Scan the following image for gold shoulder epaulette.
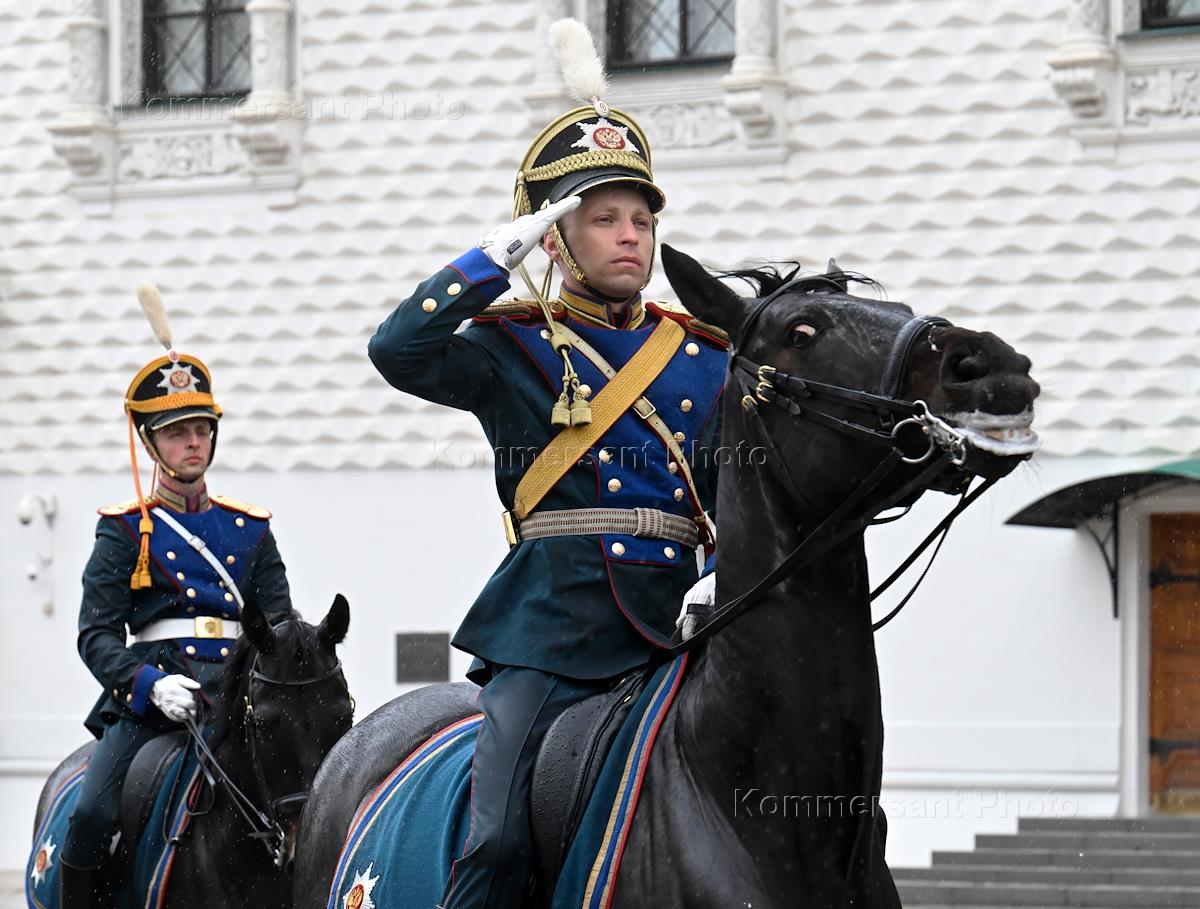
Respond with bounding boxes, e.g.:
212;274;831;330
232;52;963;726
98;498;154;517
211;495;272;520
650;300;690;316
686;317;730;346
646;300;730;348
474;298;549;322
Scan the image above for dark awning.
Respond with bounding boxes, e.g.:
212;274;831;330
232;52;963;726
1007;457;1200;529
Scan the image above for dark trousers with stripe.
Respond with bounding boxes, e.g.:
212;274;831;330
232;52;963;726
62;717;160;868
441;667;607;909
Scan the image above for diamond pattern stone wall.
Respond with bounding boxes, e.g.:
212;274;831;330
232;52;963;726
2;0;1198;475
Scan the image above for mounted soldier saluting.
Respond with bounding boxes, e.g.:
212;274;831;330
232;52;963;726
58;287;293;909
367;19;727;908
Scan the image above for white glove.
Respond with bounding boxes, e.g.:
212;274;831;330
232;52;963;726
150;674;201;723
676;572;716;643
480;196;582;272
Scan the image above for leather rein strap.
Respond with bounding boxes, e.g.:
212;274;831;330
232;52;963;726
671;281;992;653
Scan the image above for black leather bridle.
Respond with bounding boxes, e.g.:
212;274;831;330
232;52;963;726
670;277;997;652
183;629;348;866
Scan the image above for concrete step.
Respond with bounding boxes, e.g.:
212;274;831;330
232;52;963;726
1020;817;1200;836
896;880;1200;907
894;865;1200;887
931;848;1200;869
976;831;1200;852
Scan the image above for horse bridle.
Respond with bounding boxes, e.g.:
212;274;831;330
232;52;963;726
670;277;996;652
183;626;349;867
246;646;348;826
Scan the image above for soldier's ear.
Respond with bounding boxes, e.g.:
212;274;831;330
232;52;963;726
661;244;744;334
317;593;350;649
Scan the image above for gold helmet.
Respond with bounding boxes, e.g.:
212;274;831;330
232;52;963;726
122;284;222;588
515;19;665;290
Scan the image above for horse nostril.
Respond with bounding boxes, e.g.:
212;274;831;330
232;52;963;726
948;351;990;383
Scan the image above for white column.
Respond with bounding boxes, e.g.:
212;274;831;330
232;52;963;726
238;0;294;113
233;0;300;169
1049;0;1118;120
722;0;785;145
49;0;114;181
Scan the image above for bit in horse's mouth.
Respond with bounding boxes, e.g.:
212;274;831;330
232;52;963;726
943;409;1040;457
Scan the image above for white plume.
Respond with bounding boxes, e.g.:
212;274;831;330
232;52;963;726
135;283;173;350
550;18;608;104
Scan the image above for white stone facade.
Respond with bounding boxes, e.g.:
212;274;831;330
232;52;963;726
2;0;1198;871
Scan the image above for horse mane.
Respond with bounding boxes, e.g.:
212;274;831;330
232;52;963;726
209;609;301;747
719;262;885;300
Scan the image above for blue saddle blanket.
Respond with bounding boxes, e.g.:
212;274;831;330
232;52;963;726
325;654;688;909
26;746;203;909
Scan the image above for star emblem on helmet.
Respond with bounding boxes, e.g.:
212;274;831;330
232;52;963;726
29;834;55;887
157;361;198;395
571;118;638;154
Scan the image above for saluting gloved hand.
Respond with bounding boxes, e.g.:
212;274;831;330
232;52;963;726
150;674;201;723
479;196;582;273
676;572;716;643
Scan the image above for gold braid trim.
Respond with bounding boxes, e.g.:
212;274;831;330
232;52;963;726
475;299;556;320
687;317;730;344
522;150;651;185
125;391;221;414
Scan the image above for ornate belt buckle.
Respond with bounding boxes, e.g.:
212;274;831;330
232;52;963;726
195;616;224;639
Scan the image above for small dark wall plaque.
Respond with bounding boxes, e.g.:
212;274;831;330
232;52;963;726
395;632;451;683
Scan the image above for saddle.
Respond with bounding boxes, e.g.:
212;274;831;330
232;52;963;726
530;669;648;890
118;731;188;849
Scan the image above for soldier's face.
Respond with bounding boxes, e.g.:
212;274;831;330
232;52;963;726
545;186;653;299
150;417;213;482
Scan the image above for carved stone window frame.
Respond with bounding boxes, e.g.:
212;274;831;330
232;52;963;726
524;0;787;172
1049;0;1200;160
49;0;303;216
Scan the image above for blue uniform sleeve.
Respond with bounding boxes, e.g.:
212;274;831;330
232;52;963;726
368;248;511;411
78;518;164;716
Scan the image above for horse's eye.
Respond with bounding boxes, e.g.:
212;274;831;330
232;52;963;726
791;323;818;346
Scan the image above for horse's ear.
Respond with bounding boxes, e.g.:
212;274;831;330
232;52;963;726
826;258;848;292
318;593;350;649
661;244;742;331
241;600;275;654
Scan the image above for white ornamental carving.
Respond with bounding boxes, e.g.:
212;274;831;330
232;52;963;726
642;103;738;150
118;133;248;182
1066;0;1107;35
1127;68;1200;122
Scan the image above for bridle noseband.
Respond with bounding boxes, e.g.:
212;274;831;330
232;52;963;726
671;276;996;652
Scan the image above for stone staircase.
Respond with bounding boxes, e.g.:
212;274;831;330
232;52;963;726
894;816;1200;907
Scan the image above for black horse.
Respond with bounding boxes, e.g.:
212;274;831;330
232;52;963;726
293;246;1040;908
34;595;353;909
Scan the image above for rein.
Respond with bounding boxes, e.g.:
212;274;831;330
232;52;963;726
670;280;996;652
180;633;346;867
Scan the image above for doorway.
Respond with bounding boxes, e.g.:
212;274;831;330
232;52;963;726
1149;513;1200;813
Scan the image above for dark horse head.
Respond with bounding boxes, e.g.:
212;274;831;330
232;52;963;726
212;594;353;862
662;245;1040;520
